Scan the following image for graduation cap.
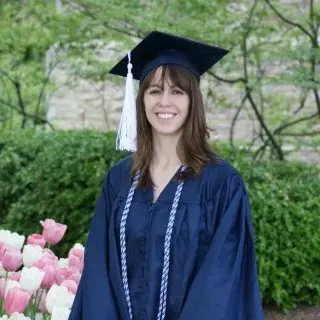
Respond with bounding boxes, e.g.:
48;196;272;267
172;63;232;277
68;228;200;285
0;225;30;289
109;31;229;152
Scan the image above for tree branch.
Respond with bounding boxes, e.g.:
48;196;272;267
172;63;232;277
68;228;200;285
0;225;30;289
0;98;54;130
313;88;320;116
0;73;13;102
293;89;309;114
0;70;25;115
264;0;315;43
253;110;318;160
309;0;318;37
34;59;60;128
246;88;284;159
0;69;16;84
14;82;27;128
253;142;269;161
229;93;249;148
274;112;318;134
207;71;245;84
69;0;145;39
277;130;320;137
241;0;284;160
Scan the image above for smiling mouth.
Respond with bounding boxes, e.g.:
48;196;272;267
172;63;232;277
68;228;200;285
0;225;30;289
156;113;177;119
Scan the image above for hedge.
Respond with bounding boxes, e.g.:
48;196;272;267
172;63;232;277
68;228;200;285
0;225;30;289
0;129;127;254
0;129;319;311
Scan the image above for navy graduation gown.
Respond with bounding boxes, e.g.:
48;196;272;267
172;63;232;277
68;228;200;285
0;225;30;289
69;156;264;320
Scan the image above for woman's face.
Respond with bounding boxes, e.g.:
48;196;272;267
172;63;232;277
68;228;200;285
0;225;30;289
143;67;190;138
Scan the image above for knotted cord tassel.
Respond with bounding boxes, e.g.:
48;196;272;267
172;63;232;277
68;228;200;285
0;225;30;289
116;52;137;152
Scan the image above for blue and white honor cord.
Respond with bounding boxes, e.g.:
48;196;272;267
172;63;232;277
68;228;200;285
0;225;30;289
119;165;187;320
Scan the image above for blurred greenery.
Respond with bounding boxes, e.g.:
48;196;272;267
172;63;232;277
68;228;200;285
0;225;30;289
0;0;319;158
0;130;319;311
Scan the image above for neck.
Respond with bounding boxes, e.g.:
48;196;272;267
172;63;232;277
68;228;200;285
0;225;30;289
151;132;182;170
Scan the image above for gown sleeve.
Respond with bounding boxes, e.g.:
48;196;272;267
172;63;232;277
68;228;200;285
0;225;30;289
179;174;264;320
68;171;119;320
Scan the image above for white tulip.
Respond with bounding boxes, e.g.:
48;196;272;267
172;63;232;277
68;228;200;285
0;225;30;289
5;280;21;297
0;229;11;245
1;230;25;250
72;243;84;250
10;232;25;250
51;305;71;320
0;315;9;320
46;284;74;313
8;313;31;320
58;258;69;269
0;229;11;241
19;267;44;293
0;262;6;277
22;245;43;267
0;229;25;250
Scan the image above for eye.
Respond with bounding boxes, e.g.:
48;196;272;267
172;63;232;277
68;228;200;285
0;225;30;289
149;89;161;95
172;89;184;95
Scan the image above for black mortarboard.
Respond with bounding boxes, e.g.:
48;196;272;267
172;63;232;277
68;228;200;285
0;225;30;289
110;31;229;81
110;31;229;152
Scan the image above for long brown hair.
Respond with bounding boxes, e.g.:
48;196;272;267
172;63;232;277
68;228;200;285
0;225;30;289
131;64;218;188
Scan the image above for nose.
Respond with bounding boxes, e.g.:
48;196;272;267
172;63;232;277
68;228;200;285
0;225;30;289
159;90;171;107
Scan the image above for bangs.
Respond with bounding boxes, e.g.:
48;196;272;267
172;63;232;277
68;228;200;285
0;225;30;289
141;65;195;93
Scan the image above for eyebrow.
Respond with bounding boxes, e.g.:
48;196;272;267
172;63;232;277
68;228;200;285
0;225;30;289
147;83;181;89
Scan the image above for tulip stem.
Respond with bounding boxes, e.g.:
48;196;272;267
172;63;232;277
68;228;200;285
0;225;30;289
26;303;33;318
0;299;3;316
34;289;44;317
32;289;43;319
43;313;50;320
1;272;8;315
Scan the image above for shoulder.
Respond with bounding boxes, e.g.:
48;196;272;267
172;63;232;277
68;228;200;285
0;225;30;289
109;154;133;175
107;154;133;192
203;157;243;185
197;157;246;201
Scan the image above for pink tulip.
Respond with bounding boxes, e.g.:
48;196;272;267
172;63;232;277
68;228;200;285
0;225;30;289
2;249;22;272
40;219;67;245
35;252;58;268
42;249;58;261
40;265;57;289
43;248;55;255
68;247;84;271
33;254;58;289
56;267;81;285
55;267;70;285
27;234;46;248
69;269;81;285
8;271;21;282
4;287;32;315
0;277;6;298
0;242;7;261
61;279;78;295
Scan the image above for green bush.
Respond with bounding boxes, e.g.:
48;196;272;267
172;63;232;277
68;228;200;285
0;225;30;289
217;145;320;310
0;130;319;311
244;162;319;311
0;129;127;256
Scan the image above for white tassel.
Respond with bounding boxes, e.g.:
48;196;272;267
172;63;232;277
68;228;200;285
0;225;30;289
116;52;137;152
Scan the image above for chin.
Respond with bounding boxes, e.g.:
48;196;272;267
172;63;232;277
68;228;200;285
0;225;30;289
152;126;183;137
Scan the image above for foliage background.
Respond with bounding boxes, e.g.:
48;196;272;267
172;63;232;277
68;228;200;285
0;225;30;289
0;0;319;315
0;0;319;159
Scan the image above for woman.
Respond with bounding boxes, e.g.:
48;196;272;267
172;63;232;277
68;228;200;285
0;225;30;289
69;31;264;319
